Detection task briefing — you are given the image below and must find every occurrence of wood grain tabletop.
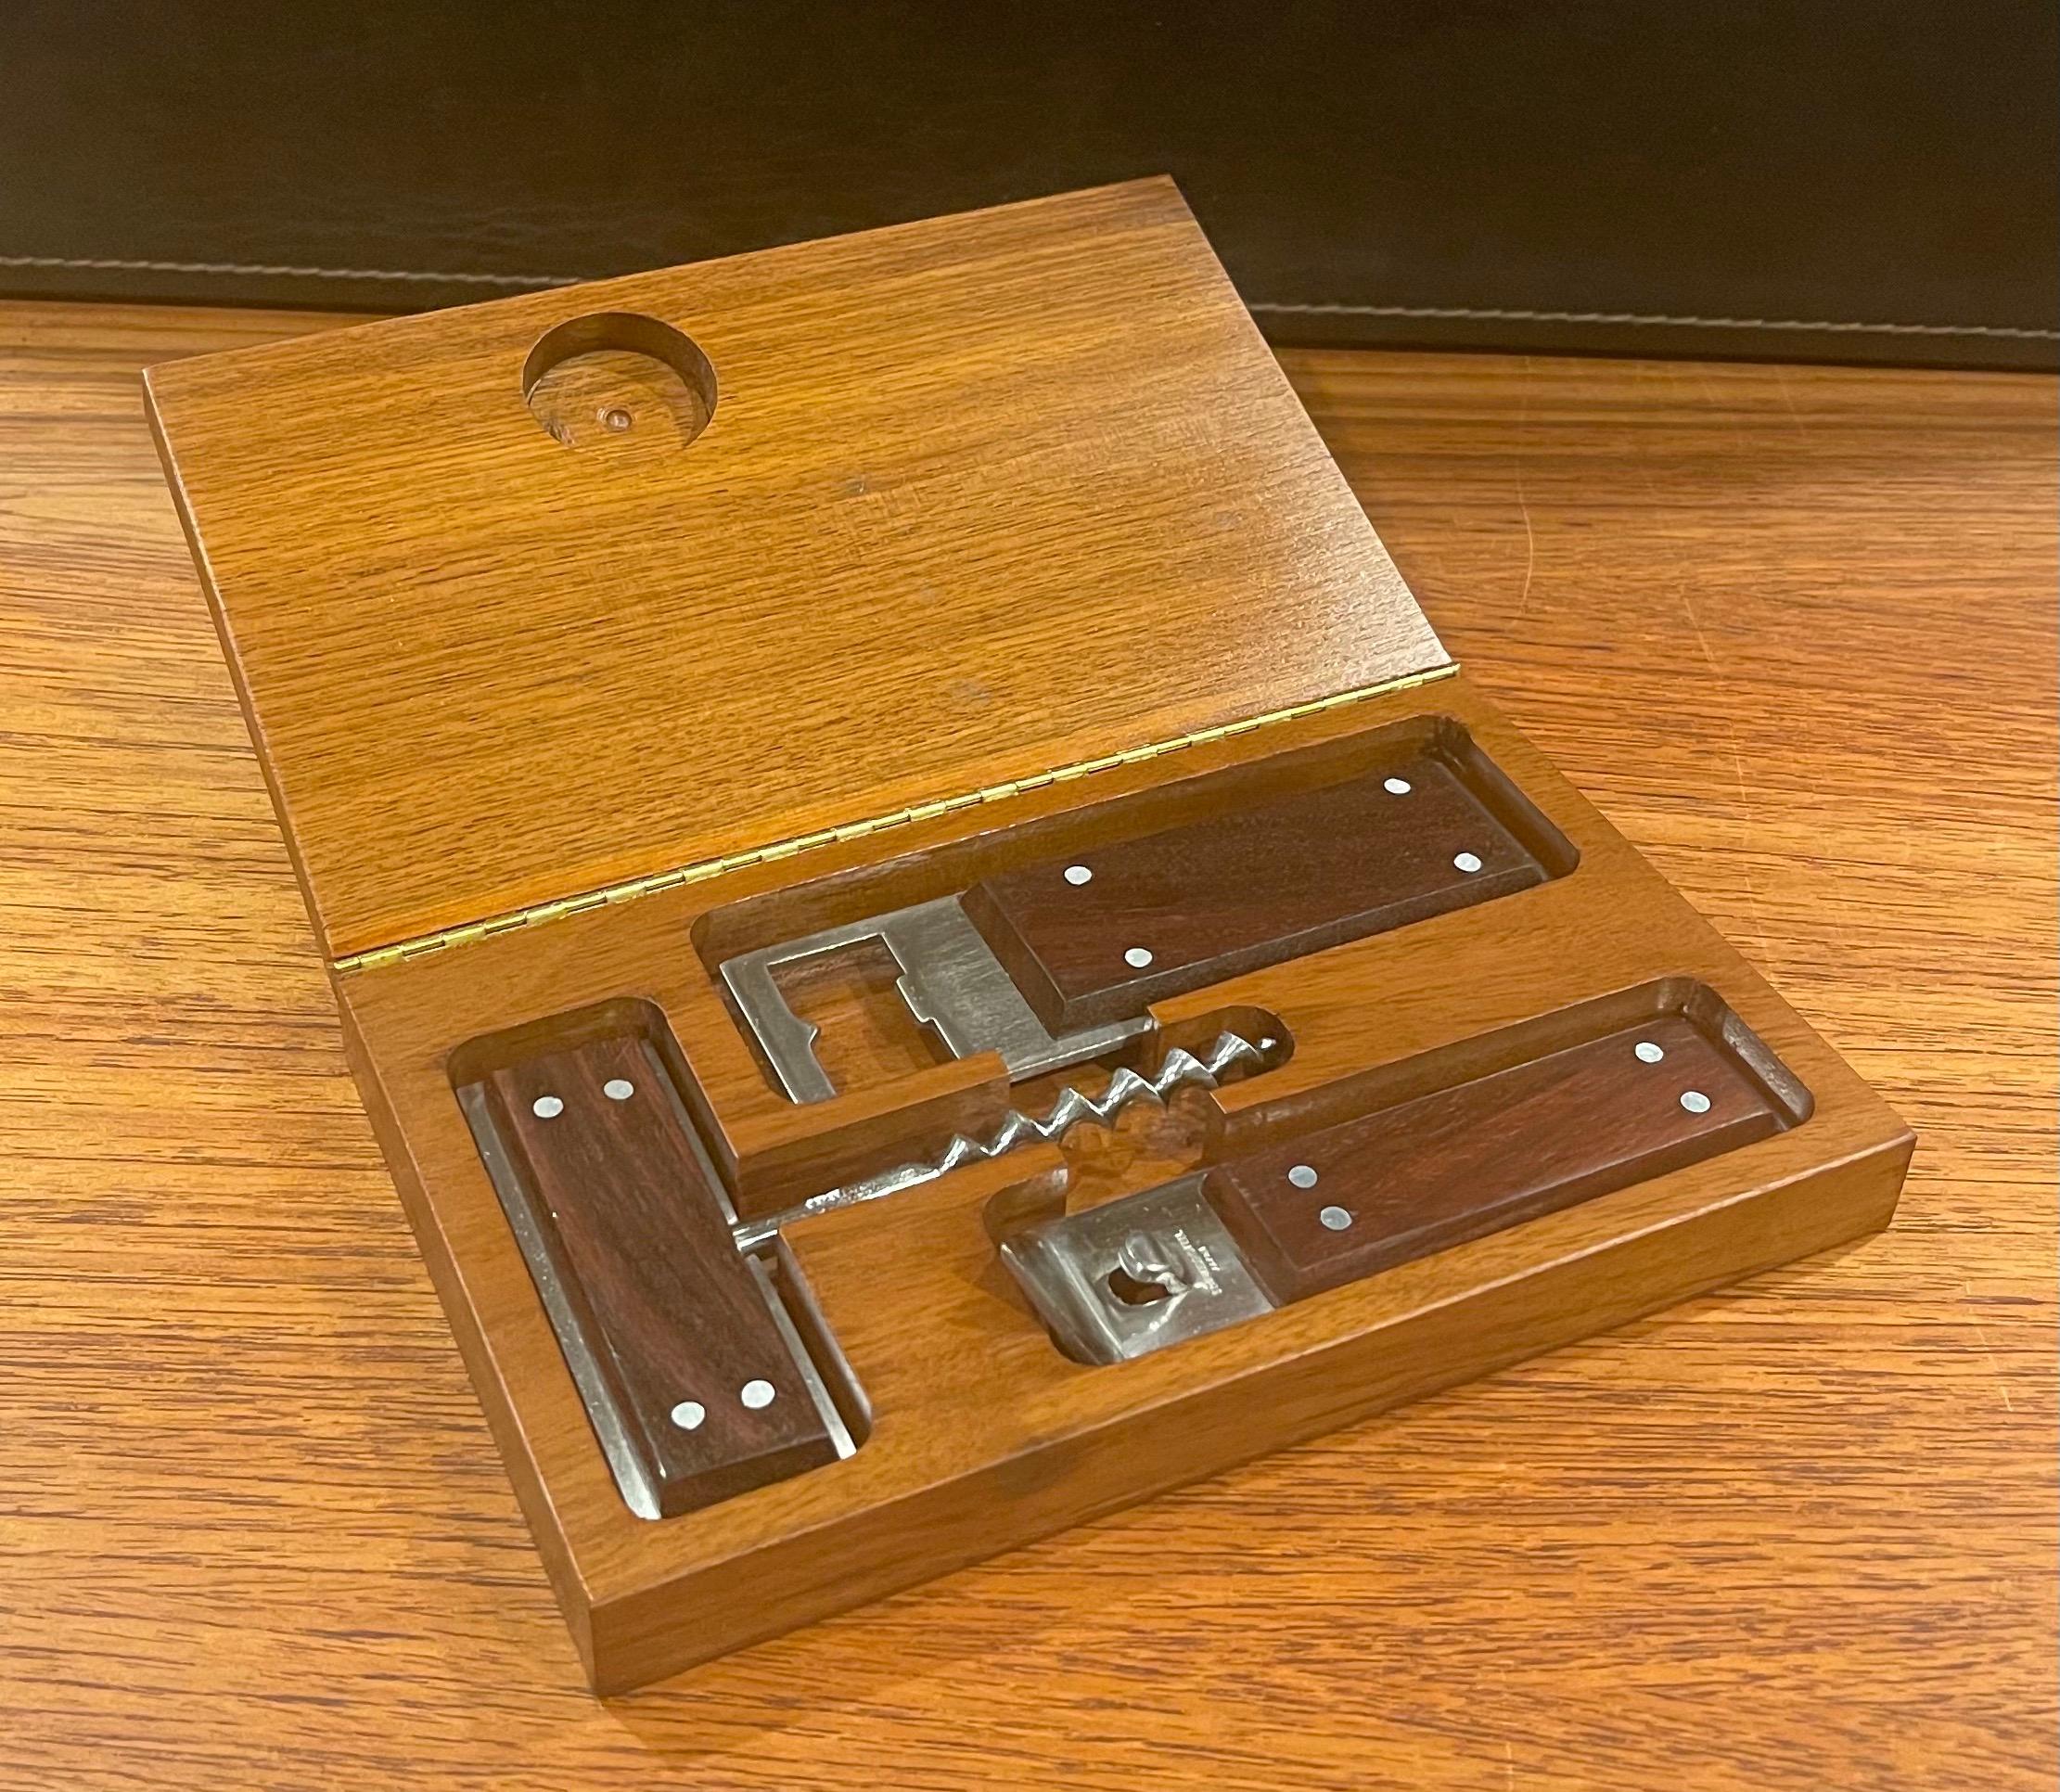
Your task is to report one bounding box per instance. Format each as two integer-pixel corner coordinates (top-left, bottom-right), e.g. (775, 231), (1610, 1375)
(2, 299), (2052, 1791)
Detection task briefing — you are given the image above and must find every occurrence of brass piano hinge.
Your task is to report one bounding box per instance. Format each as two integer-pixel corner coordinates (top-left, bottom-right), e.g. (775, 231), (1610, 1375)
(329, 661), (1460, 977)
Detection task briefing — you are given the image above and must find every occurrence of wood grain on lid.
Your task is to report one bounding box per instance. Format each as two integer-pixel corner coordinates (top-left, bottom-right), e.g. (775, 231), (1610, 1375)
(144, 179), (1447, 962)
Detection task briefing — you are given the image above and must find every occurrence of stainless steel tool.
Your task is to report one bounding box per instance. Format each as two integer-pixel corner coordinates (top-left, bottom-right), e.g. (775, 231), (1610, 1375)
(733, 1028), (1275, 1248)
(719, 895), (1152, 1102)
(1001, 1010), (1797, 1365)
(999, 1173), (1280, 1364)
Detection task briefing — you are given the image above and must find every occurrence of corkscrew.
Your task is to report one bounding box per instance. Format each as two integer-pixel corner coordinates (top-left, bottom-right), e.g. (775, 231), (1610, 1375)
(732, 1029), (1276, 1248)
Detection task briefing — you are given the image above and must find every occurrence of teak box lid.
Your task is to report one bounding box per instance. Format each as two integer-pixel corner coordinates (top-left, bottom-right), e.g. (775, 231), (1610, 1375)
(145, 179), (1448, 967)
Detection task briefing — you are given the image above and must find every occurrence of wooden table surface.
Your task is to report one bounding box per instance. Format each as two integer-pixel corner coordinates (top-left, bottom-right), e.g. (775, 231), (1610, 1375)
(2, 300), (2052, 1791)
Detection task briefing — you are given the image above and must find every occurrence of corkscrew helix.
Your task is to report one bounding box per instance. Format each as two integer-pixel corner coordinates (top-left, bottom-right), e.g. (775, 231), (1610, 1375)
(732, 1029), (1278, 1248)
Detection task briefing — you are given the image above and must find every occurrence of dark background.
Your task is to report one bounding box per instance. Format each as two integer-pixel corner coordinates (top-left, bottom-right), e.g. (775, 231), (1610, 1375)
(3, 2), (2054, 367)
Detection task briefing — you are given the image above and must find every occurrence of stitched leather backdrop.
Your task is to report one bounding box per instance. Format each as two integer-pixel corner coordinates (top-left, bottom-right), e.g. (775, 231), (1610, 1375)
(3, 2), (2054, 368)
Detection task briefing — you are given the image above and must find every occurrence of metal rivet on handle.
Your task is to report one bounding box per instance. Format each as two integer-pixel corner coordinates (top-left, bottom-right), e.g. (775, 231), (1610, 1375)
(1384, 776), (1412, 795)
(669, 1401), (706, 1431)
(1319, 1206), (1353, 1231)
(1287, 1164), (1319, 1189)
(1453, 851), (1484, 874)
(603, 1078), (634, 1100)
(740, 1379), (776, 1410)
(1634, 1041), (1665, 1064)
(1125, 946), (1154, 968)
(1681, 1090), (1712, 1114)
(1064, 864), (1093, 886)
(531, 1094), (564, 1120)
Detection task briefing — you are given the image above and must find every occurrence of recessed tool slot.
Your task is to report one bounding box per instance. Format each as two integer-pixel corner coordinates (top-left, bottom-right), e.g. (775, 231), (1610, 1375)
(999, 982), (1806, 1363)
(696, 714), (1572, 970)
(965, 720), (1573, 1033)
(450, 1000), (866, 1519)
(703, 716), (1571, 1102)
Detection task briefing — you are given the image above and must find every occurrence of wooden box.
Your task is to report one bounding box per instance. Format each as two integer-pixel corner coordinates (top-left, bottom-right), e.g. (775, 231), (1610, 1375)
(144, 179), (1911, 1694)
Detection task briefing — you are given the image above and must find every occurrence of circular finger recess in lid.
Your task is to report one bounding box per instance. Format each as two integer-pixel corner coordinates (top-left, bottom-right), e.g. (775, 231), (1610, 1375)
(521, 312), (718, 452)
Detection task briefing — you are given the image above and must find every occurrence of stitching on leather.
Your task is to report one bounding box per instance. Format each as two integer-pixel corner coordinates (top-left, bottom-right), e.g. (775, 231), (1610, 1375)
(0, 252), (578, 288)
(1251, 301), (2058, 340)
(1, 251), (2049, 339)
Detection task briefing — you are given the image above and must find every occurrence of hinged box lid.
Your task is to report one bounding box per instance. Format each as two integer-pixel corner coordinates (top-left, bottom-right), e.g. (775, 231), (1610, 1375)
(146, 179), (1447, 966)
